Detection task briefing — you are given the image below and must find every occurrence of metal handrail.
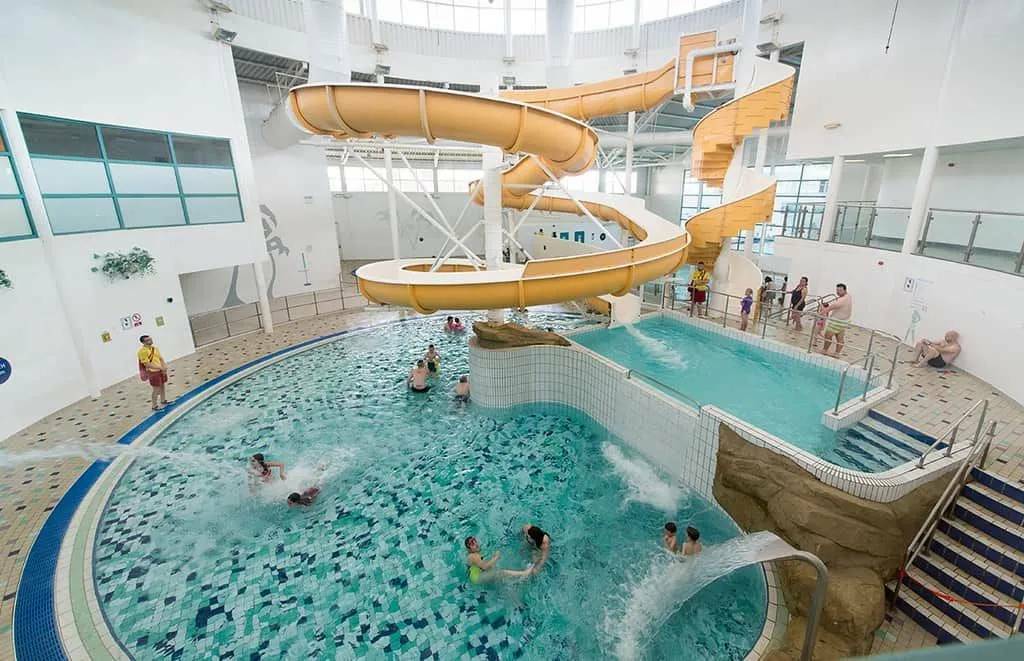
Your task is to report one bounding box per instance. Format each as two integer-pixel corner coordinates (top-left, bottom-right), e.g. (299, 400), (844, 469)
(928, 207), (1024, 216)
(916, 399), (990, 468)
(625, 368), (702, 411)
(891, 419), (997, 610)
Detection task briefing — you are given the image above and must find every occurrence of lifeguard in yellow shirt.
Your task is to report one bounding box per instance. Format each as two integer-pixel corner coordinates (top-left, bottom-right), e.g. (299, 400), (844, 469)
(137, 334), (169, 411)
(688, 261), (710, 317)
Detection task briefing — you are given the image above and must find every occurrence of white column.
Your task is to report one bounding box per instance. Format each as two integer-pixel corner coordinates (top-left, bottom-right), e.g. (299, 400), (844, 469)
(598, 166), (607, 193)
(252, 261), (275, 334)
(2, 107), (100, 398)
(818, 155), (845, 243)
(735, 0), (763, 91)
(482, 147), (504, 322)
(384, 147), (400, 258)
(902, 146), (939, 254)
(504, 0), (513, 61)
(545, 0), (574, 88)
(754, 129), (769, 170)
(302, 0), (351, 83)
(624, 111), (636, 196)
(367, 0), (381, 46)
(743, 231), (755, 256)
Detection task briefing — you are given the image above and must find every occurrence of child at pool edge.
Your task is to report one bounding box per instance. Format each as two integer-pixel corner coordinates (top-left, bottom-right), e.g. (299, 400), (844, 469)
(740, 288), (754, 331)
(424, 344), (441, 375)
(663, 522), (678, 553)
(455, 375), (470, 402)
(464, 536), (532, 584)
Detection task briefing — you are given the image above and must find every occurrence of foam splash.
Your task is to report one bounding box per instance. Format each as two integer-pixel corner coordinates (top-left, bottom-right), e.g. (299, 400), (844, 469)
(602, 531), (790, 660)
(602, 443), (680, 514)
(623, 324), (688, 369)
(254, 447), (355, 503)
(186, 404), (261, 434)
(0, 441), (242, 478)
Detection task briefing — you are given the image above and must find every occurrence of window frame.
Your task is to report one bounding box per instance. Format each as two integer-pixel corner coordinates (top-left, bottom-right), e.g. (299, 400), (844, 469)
(0, 118), (37, 242)
(18, 113), (244, 235)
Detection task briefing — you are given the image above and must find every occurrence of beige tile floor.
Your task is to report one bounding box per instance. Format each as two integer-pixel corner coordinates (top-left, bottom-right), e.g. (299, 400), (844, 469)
(4, 280), (1023, 658)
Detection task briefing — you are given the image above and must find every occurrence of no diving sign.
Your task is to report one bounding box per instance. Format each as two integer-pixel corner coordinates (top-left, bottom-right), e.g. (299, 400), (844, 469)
(120, 313), (143, 330)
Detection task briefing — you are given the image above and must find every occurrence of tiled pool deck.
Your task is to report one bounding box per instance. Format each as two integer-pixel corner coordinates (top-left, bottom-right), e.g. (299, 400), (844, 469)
(3, 288), (1023, 657)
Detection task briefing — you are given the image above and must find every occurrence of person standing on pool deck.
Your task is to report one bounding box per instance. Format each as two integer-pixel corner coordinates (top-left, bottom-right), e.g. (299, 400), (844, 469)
(821, 283), (853, 358)
(681, 526), (702, 556)
(522, 524), (551, 574)
(464, 537), (532, 584)
(137, 335), (169, 411)
(739, 288), (754, 331)
(789, 276), (809, 331)
(753, 276), (774, 324)
(688, 262), (710, 317)
(408, 360), (430, 392)
(424, 344), (441, 375)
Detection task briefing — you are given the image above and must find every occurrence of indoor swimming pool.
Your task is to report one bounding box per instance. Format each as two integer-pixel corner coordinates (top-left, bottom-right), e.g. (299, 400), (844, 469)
(90, 313), (765, 660)
(572, 315), (886, 471)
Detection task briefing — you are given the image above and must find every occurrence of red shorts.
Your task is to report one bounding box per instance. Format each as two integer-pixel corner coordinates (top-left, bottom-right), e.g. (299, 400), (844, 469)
(147, 370), (167, 387)
(692, 289), (707, 303)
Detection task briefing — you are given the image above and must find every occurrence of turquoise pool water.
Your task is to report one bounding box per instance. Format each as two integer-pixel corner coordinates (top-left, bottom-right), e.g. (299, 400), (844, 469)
(91, 313), (765, 660)
(573, 315), (867, 468)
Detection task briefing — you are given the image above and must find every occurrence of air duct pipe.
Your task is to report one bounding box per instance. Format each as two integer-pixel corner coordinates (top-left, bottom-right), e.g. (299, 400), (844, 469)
(262, 0), (351, 149)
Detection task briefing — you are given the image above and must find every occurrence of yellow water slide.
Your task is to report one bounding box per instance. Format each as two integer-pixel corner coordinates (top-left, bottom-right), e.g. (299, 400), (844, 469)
(285, 32), (784, 313)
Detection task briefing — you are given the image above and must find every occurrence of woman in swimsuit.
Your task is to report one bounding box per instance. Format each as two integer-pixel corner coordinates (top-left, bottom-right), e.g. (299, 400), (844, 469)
(249, 453), (286, 484)
(789, 276), (809, 331)
(464, 537), (531, 584)
(522, 524), (551, 574)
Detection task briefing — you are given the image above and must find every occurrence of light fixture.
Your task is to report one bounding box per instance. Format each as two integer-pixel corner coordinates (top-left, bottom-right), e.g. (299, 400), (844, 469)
(502, 75), (516, 87)
(845, 159), (865, 163)
(374, 63), (391, 76)
(823, 121), (841, 130)
(882, 153), (913, 158)
(212, 27), (237, 43)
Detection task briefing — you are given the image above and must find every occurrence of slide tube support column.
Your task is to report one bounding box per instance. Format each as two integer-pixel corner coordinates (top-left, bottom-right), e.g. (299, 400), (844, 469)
(483, 146), (505, 322)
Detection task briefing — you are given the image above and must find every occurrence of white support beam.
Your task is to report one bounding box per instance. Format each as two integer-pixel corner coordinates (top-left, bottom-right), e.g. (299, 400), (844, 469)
(624, 110), (636, 195)
(354, 152), (483, 267)
(431, 179), (483, 271)
(383, 147), (400, 258)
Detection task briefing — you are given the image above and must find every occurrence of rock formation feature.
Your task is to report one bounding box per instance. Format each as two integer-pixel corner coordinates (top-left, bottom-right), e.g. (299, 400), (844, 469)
(472, 321), (571, 349)
(713, 424), (948, 659)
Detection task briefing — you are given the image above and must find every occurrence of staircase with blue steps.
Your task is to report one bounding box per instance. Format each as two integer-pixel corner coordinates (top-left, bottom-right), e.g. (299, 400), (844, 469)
(824, 410), (941, 473)
(887, 467), (1024, 643)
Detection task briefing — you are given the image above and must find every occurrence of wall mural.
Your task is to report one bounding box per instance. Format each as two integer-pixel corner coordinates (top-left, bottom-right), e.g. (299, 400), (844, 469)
(221, 204), (291, 308)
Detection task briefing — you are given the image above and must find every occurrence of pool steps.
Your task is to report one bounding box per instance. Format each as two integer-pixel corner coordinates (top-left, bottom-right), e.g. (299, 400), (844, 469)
(886, 466), (1024, 643)
(827, 411), (939, 473)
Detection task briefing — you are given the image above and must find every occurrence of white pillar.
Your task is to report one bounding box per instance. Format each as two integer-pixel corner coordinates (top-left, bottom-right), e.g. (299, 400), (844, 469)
(252, 261), (275, 334)
(819, 155), (845, 243)
(754, 129), (769, 170)
(367, 0), (381, 46)
(902, 146), (939, 254)
(545, 0), (574, 88)
(598, 166), (607, 193)
(302, 0), (351, 83)
(2, 107), (101, 398)
(743, 231), (755, 256)
(624, 111), (636, 196)
(504, 0), (513, 61)
(483, 147), (504, 322)
(735, 0), (763, 91)
(384, 147), (400, 258)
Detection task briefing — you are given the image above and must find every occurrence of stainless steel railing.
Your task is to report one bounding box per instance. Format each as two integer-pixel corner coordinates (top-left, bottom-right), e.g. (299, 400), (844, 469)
(918, 207), (1024, 275)
(890, 418), (997, 611)
(915, 399), (990, 468)
(188, 276), (368, 347)
(832, 203), (910, 251)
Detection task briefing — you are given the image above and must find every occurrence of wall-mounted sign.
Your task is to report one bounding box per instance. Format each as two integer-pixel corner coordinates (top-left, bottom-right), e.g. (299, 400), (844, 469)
(0, 357), (11, 385)
(131, 312), (143, 328)
(101, 331), (112, 343)
(155, 316), (165, 327)
(121, 313), (143, 330)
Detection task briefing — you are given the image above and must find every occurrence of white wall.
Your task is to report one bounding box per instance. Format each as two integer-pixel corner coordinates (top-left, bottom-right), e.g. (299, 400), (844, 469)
(781, 0), (1024, 159)
(644, 163), (686, 223)
(773, 238), (1024, 404)
(0, 0), (269, 439)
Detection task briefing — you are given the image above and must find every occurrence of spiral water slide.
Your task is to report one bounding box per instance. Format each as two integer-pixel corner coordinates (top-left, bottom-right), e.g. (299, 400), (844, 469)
(286, 32), (789, 313)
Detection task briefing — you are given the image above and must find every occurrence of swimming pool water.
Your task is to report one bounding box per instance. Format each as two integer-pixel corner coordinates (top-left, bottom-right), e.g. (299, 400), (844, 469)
(573, 315), (866, 467)
(91, 313), (765, 660)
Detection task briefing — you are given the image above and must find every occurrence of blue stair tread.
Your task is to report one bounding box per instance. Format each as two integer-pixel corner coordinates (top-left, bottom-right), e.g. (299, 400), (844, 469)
(912, 554), (1020, 627)
(900, 569), (1009, 639)
(859, 416), (935, 454)
(954, 500), (1024, 552)
(832, 436), (894, 471)
(962, 482), (1024, 527)
(930, 531), (1024, 603)
(842, 426), (917, 464)
(971, 467), (1024, 507)
(937, 519), (1024, 583)
(888, 580), (978, 644)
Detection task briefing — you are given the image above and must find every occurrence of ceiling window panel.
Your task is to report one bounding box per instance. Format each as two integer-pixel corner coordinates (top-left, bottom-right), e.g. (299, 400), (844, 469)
(431, 2), (456, 30)
(478, 7), (505, 33)
(402, 0), (429, 27)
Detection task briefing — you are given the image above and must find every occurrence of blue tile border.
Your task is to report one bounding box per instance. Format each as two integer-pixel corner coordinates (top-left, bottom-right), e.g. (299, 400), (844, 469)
(13, 312), (585, 660)
(972, 467), (1024, 507)
(867, 409), (938, 445)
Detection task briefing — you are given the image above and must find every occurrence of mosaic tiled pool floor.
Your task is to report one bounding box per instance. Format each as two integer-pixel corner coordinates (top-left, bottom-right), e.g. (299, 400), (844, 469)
(89, 314), (765, 659)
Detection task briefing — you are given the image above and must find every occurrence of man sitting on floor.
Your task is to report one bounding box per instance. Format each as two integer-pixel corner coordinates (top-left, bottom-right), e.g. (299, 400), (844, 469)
(912, 330), (961, 368)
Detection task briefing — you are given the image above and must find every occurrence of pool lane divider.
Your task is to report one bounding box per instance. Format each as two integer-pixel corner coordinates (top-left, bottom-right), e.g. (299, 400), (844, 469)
(15, 312), (582, 660)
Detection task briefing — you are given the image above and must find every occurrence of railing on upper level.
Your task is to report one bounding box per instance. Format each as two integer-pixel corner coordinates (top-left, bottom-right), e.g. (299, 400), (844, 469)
(827, 203), (1024, 276)
(776, 201), (825, 241)
(187, 276), (367, 347)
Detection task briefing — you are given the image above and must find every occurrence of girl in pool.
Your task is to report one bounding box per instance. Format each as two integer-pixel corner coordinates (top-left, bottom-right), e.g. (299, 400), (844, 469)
(522, 524), (551, 574)
(249, 453), (286, 486)
(464, 536), (532, 584)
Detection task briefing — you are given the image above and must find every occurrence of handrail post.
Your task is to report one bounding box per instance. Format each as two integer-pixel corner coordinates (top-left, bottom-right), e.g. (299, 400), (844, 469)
(862, 354), (876, 401)
(313, 290), (320, 316)
(980, 421), (996, 469)
(807, 317), (816, 354)
(223, 309), (229, 341)
(865, 207), (878, 247)
(722, 295), (729, 327)
(834, 367), (849, 414)
(917, 211), (934, 254)
(781, 206), (789, 238)
(888, 340), (899, 389)
(971, 399), (989, 446)
(863, 330), (875, 368)
(963, 213), (982, 263)
(1015, 237), (1024, 274)
(761, 300), (769, 338)
(944, 425), (959, 458)
(788, 551), (829, 661)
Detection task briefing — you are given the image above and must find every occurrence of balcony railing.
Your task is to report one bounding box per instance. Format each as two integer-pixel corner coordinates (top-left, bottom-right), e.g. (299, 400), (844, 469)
(777, 202), (824, 241)
(918, 208), (1024, 274)
(831, 203), (909, 251)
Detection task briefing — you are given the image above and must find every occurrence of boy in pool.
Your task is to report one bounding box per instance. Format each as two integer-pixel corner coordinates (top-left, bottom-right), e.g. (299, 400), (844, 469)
(408, 360), (430, 392)
(682, 526), (702, 556)
(663, 522), (678, 553)
(464, 536), (532, 584)
(454, 375), (470, 402)
(287, 487), (321, 507)
(424, 344), (441, 374)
